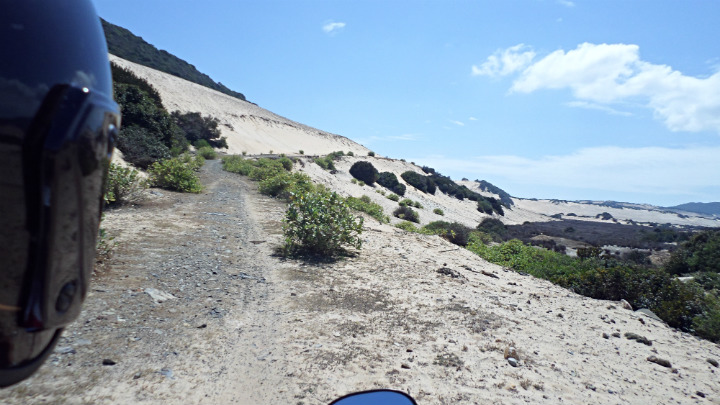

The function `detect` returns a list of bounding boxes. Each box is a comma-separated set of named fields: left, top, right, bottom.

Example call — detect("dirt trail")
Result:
left=3, top=159, right=719, bottom=405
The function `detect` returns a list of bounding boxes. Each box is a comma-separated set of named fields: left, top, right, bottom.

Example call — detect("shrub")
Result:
left=477, top=200, right=493, bottom=215
left=423, top=221, right=473, bottom=246
left=468, top=231, right=493, bottom=245
left=283, top=189, right=363, bottom=254
left=413, top=201, right=423, bottom=209
left=103, top=163, right=147, bottom=205
left=433, top=208, right=444, bottom=216
left=349, top=161, right=379, bottom=185
left=395, top=221, right=420, bottom=232
left=278, top=156, right=294, bottom=171
left=368, top=151, right=375, bottom=156
left=259, top=172, right=314, bottom=199
left=665, top=229, right=720, bottom=275
left=347, top=151, right=354, bottom=156
left=148, top=155, right=203, bottom=193
left=399, top=198, right=414, bottom=207
left=172, top=111, right=227, bottom=148
left=393, top=206, right=419, bottom=223
left=387, top=193, right=400, bottom=202
left=197, top=146, right=217, bottom=160
left=222, top=155, right=255, bottom=175
left=401, top=171, right=429, bottom=193
left=351, top=178, right=358, bottom=184
left=116, top=125, right=171, bottom=169
left=346, top=195, right=389, bottom=223
left=299, top=150, right=304, bottom=155
left=194, top=139, right=211, bottom=149
left=477, top=218, right=507, bottom=241
left=377, top=172, right=406, bottom=196
left=315, top=156, right=336, bottom=171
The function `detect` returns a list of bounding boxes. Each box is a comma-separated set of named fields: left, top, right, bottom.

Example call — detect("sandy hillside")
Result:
left=109, top=55, right=370, bottom=157
left=2, top=161, right=718, bottom=405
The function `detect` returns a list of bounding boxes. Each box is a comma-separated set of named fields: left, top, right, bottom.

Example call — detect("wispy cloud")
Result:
left=356, top=133, right=418, bottom=145
left=450, top=120, right=465, bottom=126
left=565, top=101, right=633, bottom=116
left=476, top=42, right=720, bottom=133
left=322, top=21, right=346, bottom=35
left=472, top=44, right=536, bottom=77
left=416, top=146, right=720, bottom=201
left=557, top=0, right=575, bottom=7
left=388, top=133, right=418, bottom=141
left=469, top=117, right=478, bottom=121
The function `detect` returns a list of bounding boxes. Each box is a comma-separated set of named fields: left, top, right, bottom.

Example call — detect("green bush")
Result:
left=395, top=221, right=420, bottom=232
left=315, top=155, right=336, bottom=171
left=347, top=151, right=354, bottom=156
left=194, top=139, right=211, bottom=149
left=399, top=198, right=414, bottom=207
left=259, top=172, right=314, bottom=199
left=148, top=155, right=203, bottom=193
left=413, top=201, right=423, bottom=209
left=299, top=150, right=304, bottom=155
left=377, top=172, right=406, bottom=196
left=666, top=229, right=720, bottom=275
left=349, top=161, right=379, bottom=185
left=222, top=155, right=255, bottom=175
left=346, top=195, right=389, bottom=223
left=401, top=171, right=430, bottom=193
left=387, top=193, right=400, bottom=202
left=368, top=151, right=375, bottom=157
left=278, top=156, right=294, bottom=171
left=283, top=189, right=363, bottom=254
left=116, top=125, right=171, bottom=169
left=393, top=206, right=419, bottom=223
left=249, top=158, right=286, bottom=181
left=172, top=111, right=227, bottom=148
left=197, top=146, right=217, bottom=160
left=477, top=218, right=507, bottom=241
left=423, top=221, right=473, bottom=246
left=103, top=163, right=147, bottom=205
left=433, top=208, right=444, bottom=216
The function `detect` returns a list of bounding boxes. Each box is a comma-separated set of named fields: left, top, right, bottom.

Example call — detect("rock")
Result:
left=507, top=357, right=519, bottom=367
left=160, top=367, right=174, bottom=379
left=437, top=267, right=463, bottom=279
left=55, top=346, right=76, bottom=355
left=707, top=358, right=719, bottom=368
left=647, top=356, right=671, bottom=368
left=504, top=346, right=519, bottom=360
left=612, top=332, right=621, bottom=338
left=625, top=332, right=652, bottom=346
left=602, top=333, right=610, bottom=339
left=620, top=299, right=633, bottom=310
left=696, top=392, right=706, bottom=398
left=401, top=363, right=411, bottom=369
left=133, top=372, right=142, bottom=380
left=635, top=308, right=663, bottom=323
left=144, top=288, right=176, bottom=304
left=102, top=359, right=116, bottom=366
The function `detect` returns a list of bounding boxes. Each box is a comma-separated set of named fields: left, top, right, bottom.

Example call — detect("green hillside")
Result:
left=101, top=18, right=247, bottom=102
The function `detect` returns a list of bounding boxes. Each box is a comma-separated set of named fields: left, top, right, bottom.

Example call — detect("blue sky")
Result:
left=93, top=0, right=720, bottom=206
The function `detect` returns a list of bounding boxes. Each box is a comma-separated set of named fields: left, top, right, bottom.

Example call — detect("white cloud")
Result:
left=557, top=0, right=575, bottom=7
left=388, top=133, right=418, bottom=141
left=565, top=101, right=633, bottom=116
left=450, top=120, right=465, bottom=126
left=416, top=146, right=720, bottom=199
left=469, top=117, right=478, bottom=121
left=491, top=42, right=720, bottom=133
left=472, top=44, right=536, bottom=77
left=322, top=21, right=346, bottom=35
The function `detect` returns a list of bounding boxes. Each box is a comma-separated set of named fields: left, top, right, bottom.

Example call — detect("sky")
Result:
left=92, top=0, right=720, bottom=206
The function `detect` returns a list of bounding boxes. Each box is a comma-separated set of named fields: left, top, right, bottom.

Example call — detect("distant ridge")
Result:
left=667, top=202, right=720, bottom=217
left=101, top=18, right=247, bottom=102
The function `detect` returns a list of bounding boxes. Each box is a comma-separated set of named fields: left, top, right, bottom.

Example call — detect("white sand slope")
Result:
left=109, top=55, right=370, bottom=156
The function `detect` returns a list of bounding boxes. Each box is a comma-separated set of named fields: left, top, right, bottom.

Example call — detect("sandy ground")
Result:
left=109, top=55, right=369, bottom=157
left=2, top=160, right=719, bottom=405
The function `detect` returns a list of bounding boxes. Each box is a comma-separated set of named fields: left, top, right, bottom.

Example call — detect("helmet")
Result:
left=0, top=0, right=120, bottom=387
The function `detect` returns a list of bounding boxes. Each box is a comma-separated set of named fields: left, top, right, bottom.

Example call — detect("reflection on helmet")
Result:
left=0, top=0, right=121, bottom=387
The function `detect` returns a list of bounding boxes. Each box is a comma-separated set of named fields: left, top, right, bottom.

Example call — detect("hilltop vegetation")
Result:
left=668, top=202, right=720, bottom=217
left=102, top=19, right=247, bottom=101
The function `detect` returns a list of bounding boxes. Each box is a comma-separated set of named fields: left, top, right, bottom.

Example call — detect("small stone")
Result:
left=620, top=299, right=633, bottom=310
left=612, top=332, right=621, bottom=338
left=647, top=356, right=671, bottom=368
left=196, top=323, right=207, bottom=329
left=133, top=372, right=142, bottom=379
left=55, top=346, right=76, bottom=355
left=707, top=358, right=719, bottom=368
left=507, top=357, right=519, bottom=367
left=602, top=333, right=610, bottom=339
left=625, top=332, right=652, bottom=346
left=102, top=359, right=116, bottom=366
left=401, top=363, right=411, bottom=369
left=696, top=392, right=706, bottom=398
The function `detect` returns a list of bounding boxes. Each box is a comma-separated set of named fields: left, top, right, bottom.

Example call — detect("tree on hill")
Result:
left=349, top=161, right=379, bottom=185
left=172, top=111, right=228, bottom=149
